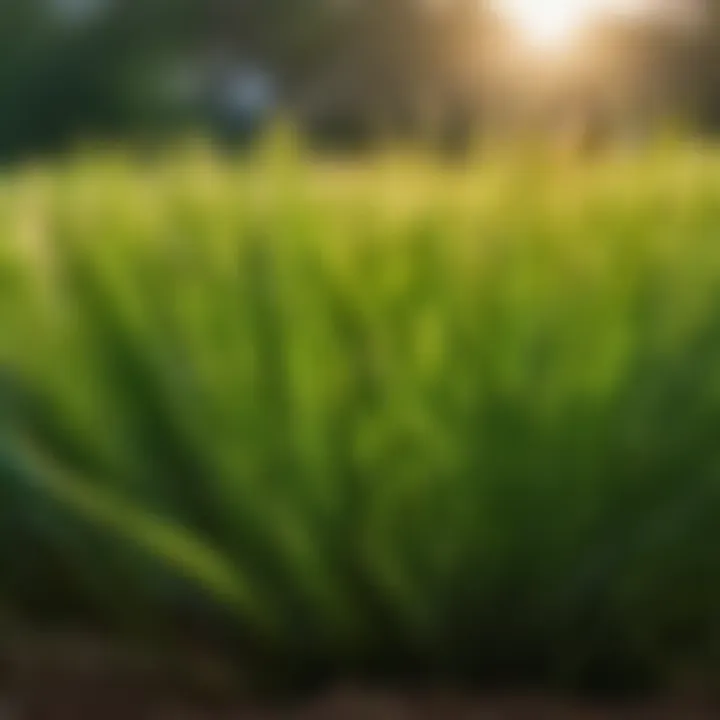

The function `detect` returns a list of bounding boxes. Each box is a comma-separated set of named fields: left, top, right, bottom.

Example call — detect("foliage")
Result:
left=1, top=0, right=713, bottom=157
left=3, top=146, right=720, bottom=689
left=0, top=0, right=201, bottom=159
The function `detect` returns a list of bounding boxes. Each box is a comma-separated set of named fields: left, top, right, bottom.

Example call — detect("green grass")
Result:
left=3, top=141, right=720, bottom=690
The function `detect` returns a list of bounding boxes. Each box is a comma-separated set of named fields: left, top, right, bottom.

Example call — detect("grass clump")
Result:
left=3, top=145, right=720, bottom=691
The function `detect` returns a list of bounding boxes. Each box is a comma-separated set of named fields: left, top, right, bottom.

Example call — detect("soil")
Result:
left=2, top=633, right=718, bottom=719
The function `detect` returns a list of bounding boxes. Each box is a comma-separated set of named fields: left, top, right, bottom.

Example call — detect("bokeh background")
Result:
left=1, top=0, right=718, bottom=158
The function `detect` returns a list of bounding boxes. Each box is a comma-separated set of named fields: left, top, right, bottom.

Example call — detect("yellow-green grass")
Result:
left=3, top=142, right=720, bottom=690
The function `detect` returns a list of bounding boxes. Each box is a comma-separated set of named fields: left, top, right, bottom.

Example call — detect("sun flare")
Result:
left=495, top=0, right=606, bottom=48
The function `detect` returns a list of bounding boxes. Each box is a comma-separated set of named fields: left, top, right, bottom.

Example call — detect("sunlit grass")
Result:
left=3, top=141, right=720, bottom=689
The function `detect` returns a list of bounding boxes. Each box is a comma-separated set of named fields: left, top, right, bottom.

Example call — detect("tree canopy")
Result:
left=0, top=0, right=714, bottom=156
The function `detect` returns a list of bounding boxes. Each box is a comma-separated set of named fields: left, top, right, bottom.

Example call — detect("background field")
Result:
left=3, top=143, right=720, bottom=694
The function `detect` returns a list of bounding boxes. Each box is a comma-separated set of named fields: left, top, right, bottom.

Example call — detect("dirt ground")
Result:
left=5, top=685, right=720, bottom=720
left=2, top=634, right=719, bottom=719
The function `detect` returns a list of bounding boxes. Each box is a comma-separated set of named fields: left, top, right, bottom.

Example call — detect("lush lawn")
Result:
left=3, top=142, right=720, bottom=690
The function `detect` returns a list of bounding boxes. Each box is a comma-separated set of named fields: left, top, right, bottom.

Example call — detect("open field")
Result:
left=3, top=143, right=720, bottom=699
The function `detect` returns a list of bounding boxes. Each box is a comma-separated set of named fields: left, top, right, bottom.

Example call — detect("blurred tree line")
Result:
left=0, top=0, right=713, bottom=158
left=0, top=0, right=203, bottom=158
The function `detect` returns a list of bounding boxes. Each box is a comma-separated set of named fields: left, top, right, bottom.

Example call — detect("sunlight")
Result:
left=494, top=0, right=608, bottom=49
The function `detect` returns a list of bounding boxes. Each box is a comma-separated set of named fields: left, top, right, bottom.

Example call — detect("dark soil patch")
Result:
left=2, top=633, right=718, bottom=719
